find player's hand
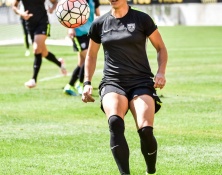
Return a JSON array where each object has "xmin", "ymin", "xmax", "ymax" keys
[
  {"xmin": 21, "ymin": 10, "xmax": 33, "ymax": 20},
  {"xmin": 68, "ymin": 29, "xmax": 75, "ymax": 38},
  {"xmin": 82, "ymin": 85, "xmax": 95, "ymax": 103},
  {"xmin": 154, "ymin": 73, "xmax": 166, "ymax": 89},
  {"xmin": 48, "ymin": 6, "xmax": 54, "ymax": 14}
]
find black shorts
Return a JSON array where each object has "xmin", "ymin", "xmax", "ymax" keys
[
  {"xmin": 99, "ymin": 82, "xmax": 162, "ymax": 114},
  {"xmin": 28, "ymin": 22, "xmax": 51, "ymax": 42},
  {"xmin": 72, "ymin": 34, "xmax": 89, "ymax": 52}
]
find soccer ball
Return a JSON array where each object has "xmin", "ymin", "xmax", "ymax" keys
[{"xmin": 55, "ymin": 0, "xmax": 90, "ymax": 28}]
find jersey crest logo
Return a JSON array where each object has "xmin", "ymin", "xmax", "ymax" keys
[{"xmin": 127, "ymin": 23, "xmax": 135, "ymax": 32}]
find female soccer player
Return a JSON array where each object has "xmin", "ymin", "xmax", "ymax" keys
[
  {"xmin": 12, "ymin": 0, "xmax": 67, "ymax": 88},
  {"xmin": 82, "ymin": 0, "xmax": 168, "ymax": 174}
]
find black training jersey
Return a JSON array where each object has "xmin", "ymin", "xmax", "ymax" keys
[
  {"xmin": 18, "ymin": 0, "xmax": 48, "ymax": 27},
  {"xmin": 88, "ymin": 6, "xmax": 157, "ymax": 87}
]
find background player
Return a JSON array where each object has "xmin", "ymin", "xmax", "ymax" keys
[
  {"xmin": 63, "ymin": 0, "xmax": 100, "ymax": 96},
  {"xmin": 12, "ymin": 0, "xmax": 67, "ymax": 88}
]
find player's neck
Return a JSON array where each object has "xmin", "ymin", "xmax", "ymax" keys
[{"xmin": 111, "ymin": 4, "xmax": 129, "ymax": 18}]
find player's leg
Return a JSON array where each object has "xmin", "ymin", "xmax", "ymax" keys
[
  {"xmin": 24, "ymin": 33, "xmax": 45, "ymax": 88},
  {"xmin": 69, "ymin": 50, "xmax": 85, "ymax": 86},
  {"xmin": 24, "ymin": 30, "xmax": 29, "ymax": 51},
  {"xmin": 78, "ymin": 63, "xmax": 84, "ymax": 83},
  {"xmin": 73, "ymin": 35, "xmax": 88, "ymax": 88},
  {"xmin": 35, "ymin": 24, "xmax": 67, "ymax": 76},
  {"xmin": 64, "ymin": 36, "xmax": 85, "ymax": 95},
  {"xmin": 75, "ymin": 35, "xmax": 90, "ymax": 94},
  {"xmin": 102, "ymin": 85, "xmax": 130, "ymax": 175},
  {"xmin": 129, "ymin": 94, "xmax": 157, "ymax": 175},
  {"xmin": 78, "ymin": 49, "xmax": 87, "ymax": 83},
  {"xmin": 42, "ymin": 44, "xmax": 67, "ymax": 76},
  {"xmin": 31, "ymin": 34, "xmax": 47, "ymax": 82},
  {"xmin": 63, "ymin": 51, "xmax": 83, "ymax": 96},
  {"xmin": 74, "ymin": 49, "xmax": 87, "ymax": 94},
  {"xmin": 21, "ymin": 18, "xmax": 30, "ymax": 56},
  {"xmin": 74, "ymin": 35, "xmax": 89, "ymax": 94}
]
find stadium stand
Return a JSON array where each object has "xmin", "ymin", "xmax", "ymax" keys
[{"xmin": 0, "ymin": 0, "xmax": 222, "ymax": 46}]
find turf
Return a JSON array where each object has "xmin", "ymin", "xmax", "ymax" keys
[{"xmin": 0, "ymin": 26, "xmax": 222, "ymax": 175}]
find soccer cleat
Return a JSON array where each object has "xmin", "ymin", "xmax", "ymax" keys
[
  {"xmin": 74, "ymin": 81, "xmax": 83, "ymax": 95},
  {"xmin": 25, "ymin": 50, "xmax": 30, "ymax": 56},
  {"xmin": 58, "ymin": 58, "xmax": 67, "ymax": 76},
  {"xmin": 63, "ymin": 84, "xmax": 78, "ymax": 96},
  {"xmin": 24, "ymin": 79, "xmax": 36, "ymax": 88}
]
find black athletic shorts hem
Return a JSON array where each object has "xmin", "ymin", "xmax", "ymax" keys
[
  {"xmin": 99, "ymin": 82, "xmax": 162, "ymax": 114},
  {"xmin": 28, "ymin": 22, "xmax": 51, "ymax": 42},
  {"xmin": 72, "ymin": 34, "xmax": 89, "ymax": 52}
]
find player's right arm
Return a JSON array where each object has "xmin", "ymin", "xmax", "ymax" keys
[
  {"xmin": 95, "ymin": 7, "xmax": 100, "ymax": 17},
  {"xmin": 48, "ymin": 0, "xmax": 58, "ymax": 14},
  {"xmin": 93, "ymin": 0, "xmax": 100, "ymax": 17},
  {"xmin": 82, "ymin": 39, "xmax": 100, "ymax": 103},
  {"xmin": 12, "ymin": 0, "xmax": 33, "ymax": 20},
  {"xmin": 68, "ymin": 28, "xmax": 76, "ymax": 38}
]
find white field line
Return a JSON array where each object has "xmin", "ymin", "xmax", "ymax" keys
[
  {"xmin": 0, "ymin": 39, "xmax": 72, "ymax": 46},
  {"xmin": 168, "ymin": 47, "xmax": 222, "ymax": 51},
  {"xmin": 0, "ymin": 39, "xmax": 221, "ymax": 51},
  {"xmin": 39, "ymin": 69, "xmax": 103, "ymax": 82}
]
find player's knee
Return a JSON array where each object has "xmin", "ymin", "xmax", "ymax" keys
[
  {"xmin": 108, "ymin": 115, "xmax": 125, "ymax": 134},
  {"xmin": 138, "ymin": 126, "xmax": 154, "ymax": 141}
]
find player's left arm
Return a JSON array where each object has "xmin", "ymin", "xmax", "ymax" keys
[
  {"xmin": 48, "ymin": 0, "xmax": 58, "ymax": 14},
  {"xmin": 149, "ymin": 29, "xmax": 168, "ymax": 89}
]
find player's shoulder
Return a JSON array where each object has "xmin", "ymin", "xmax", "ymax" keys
[
  {"xmin": 94, "ymin": 11, "xmax": 111, "ymax": 22},
  {"xmin": 91, "ymin": 11, "xmax": 111, "ymax": 27},
  {"xmin": 130, "ymin": 6, "xmax": 150, "ymax": 17},
  {"xmin": 129, "ymin": 6, "xmax": 154, "ymax": 23}
]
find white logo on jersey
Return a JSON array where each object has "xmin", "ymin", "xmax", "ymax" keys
[
  {"xmin": 127, "ymin": 23, "xmax": 135, "ymax": 32},
  {"xmin": 103, "ymin": 29, "xmax": 113, "ymax": 33}
]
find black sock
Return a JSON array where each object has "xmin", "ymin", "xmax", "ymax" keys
[
  {"xmin": 45, "ymin": 52, "xmax": 61, "ymax": 67},
  {"xmin": 24, "ymin": 34, "xmax": 29, "ymax": 49},
  {"xmin": 108, "ymin": 115, "xmax": 130, "ymax": 175},
  {"xmin": 69, "ymin": 66, "xmax": 80, "ymax": 86},
  {"xmin": 32, "ymin": 53, "xmax": 42, "ymax": 82},
  {"xmin": 138, "ymin": 126, "xmax": 157, "ymax": 174},
  {"xmin": 79, "ymin": 64, "xmax": 84, "ymax": 83}
]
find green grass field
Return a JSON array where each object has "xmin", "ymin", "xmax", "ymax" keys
[{"xmin": 0, "ymin": 26, "xmax": 222, "ymax": 175}]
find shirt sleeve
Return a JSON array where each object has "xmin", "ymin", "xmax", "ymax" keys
[
  {"xmin": 143, "ymin": 14, "xmax": 157, "ymax": 37},
  {"xmin": 88, "ymin": 21, "xmax": 101, "ymax": 44}
]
